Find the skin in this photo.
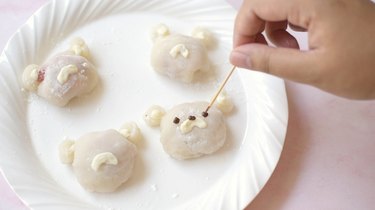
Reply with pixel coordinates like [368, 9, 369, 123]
[230, 0, 375, 99]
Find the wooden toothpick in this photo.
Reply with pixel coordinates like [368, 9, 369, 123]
[204, 66, 236, 113]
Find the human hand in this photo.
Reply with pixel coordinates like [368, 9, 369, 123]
[230, 0, 375, 99]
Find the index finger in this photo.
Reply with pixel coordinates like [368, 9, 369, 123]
[233, 0, 295, 48]
[233, 1, 265, 47]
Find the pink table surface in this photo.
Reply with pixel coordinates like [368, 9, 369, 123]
[1, 0, 375, 210]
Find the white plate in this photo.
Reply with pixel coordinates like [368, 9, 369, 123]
[0, 0, 288, 209]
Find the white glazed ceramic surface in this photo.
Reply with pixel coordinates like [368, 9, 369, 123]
[0, 0, 288, 209]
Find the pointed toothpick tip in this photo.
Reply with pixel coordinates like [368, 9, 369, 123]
[205, 66, 236, 113]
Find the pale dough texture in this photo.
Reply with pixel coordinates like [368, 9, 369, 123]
[151, 34, 210, 83]
[160, 102, 226, 160]
[60, 129, 137, 193]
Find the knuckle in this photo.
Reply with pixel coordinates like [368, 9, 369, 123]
[252, 47, 272, 73]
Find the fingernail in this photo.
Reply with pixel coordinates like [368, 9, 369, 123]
[230, 50, 252, 69]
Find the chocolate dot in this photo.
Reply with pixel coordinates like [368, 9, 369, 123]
[188, 115, 196, 120]
[37, 69, 45, 82]
[202, 112, 208, 117]
[173, 117, 180, 124]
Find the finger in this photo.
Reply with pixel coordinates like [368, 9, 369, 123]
[266, 21, 300, 49]
[288, 23, 307, 32]
[233, 0, 300, 48]
[230, 44, 319, 84]
[233, 1, 265, 47]
[251, 0, 312, 29]
[254, 33, 267, 44]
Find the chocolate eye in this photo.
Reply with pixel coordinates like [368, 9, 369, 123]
[201, 111, 208, 117]
[173, 117, 180, 124]
[188, 115, 196, 120]
[37, 68, 46, 82]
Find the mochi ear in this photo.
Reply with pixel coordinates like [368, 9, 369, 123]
[191, 27, 216, 49]
[22, 64, 41, 92]
[143, 105, 166, 127]
[214, 91, 234, 114]
[150, 23, 170, 42]
[69, 37, 91, 59]
[119, 122, 142, 144]
[58, 139, 75, 164]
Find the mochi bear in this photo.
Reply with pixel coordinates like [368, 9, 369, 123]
[22, 37, 98, 106]
[58, 122, 141, 193]
[150, 23, 216, 83]
[143, 93, 233, 160]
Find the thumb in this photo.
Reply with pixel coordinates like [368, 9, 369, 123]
[230, 44, 319, 84]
